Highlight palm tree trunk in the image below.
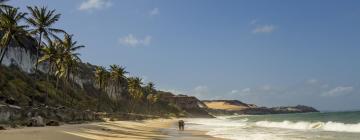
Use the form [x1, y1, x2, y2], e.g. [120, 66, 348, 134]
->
[149, 105, 152, 115]
[62, 79, 67, 102]
[0, 38, 11, 65]
[0, 46, 9, 64]
[130, 100, 137, 113]
[35, 32, 43, 73]
[47, 63, 51, 82]
[45, 62, 52, 101]
[56, 77, 59, 89]
[97, 81, 103, 112]
[72, 72, 76, 88]
[66, 68, 71, 99]
[0, 48, 4, 59]
[97, 92, 102, 112]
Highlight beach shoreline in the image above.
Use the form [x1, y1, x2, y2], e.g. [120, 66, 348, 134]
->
[0, 118, 224, 140]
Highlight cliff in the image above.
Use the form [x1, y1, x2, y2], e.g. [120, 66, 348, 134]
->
[270, 105, 319, 114]
[202, 100, 253, 111]
[158, 92, 213, 118]
[203, 100, 319, 115]
[2, 36, 40, 73]
[2, 41, 129, 102]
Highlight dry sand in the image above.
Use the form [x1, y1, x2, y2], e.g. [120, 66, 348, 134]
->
[0, 119, 224, 140]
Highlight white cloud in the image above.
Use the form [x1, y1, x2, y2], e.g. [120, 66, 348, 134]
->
[78, 0, 112, 11]
[118, 34, 152, 47]
[322, 86, 354, 97]
[229, 89, 239, 94]
[149, 8, 160, 16]
[252, 25, 275, 34]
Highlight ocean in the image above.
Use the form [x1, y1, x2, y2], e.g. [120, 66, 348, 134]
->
[186, 111, 360, 140]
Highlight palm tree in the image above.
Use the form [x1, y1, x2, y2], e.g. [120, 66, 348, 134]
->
[127, 77, 144, 113]
[37, 38, 62, 99]
[0, 7, 29, 64]
[0, 0, 11, 13]
[145, 82, 155, 95]
[26, 6, 64, 72]
[109, 64, 128, 98]
[43, 34, 83, 99]
[109, 64, 128, 111]
[56, 34, 84, 81]
[146, 93, 158, 114]
[94, 66, 109, 111]
[145, 82, 157, 114]
[95, 66, 107, 90]
[37, 38, 61, 79]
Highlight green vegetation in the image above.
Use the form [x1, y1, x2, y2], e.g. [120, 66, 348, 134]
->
[0, 65, 97, 109]
[26, 6, 64, 72]
[0, 1, 181, 117]
[0, 7, 29, 63]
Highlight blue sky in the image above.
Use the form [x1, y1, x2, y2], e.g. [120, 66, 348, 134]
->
[10, 0, 360, 111]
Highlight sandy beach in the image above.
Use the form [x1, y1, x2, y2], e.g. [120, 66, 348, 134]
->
[0, 119, 223, 140]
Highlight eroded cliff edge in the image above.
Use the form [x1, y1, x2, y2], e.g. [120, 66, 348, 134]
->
[202, 100, 319, 115]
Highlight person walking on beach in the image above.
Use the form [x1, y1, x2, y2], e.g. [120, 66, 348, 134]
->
[178, 120, 185, 131]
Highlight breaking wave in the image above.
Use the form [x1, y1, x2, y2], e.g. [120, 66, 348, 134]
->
[187, 112, 360, 140]
[255, 120, 360, 133]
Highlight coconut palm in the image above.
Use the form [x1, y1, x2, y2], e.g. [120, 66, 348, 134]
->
[55, 34, 84, 81]
[37, 37, 61, 80]
[26, 6, 64, 72]
[109, 64, 128, 110]
[37, 38, 62, 99]
[127, 77, 144, 113]
[144, 82, 157, 113]
[109, 64, 128, 97]
[45, 34, 83, 93]
[95, 66, 108, 91]
[0, 0, 11, 13]
[58, 52, 80, 81]
[146, 93, 158, 114]
[94, 66, 110, 111]
[0, 7, 29, 64]
[145, 82, 155, 95]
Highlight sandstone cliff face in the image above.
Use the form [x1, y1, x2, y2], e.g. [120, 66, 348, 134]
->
[270, 105, 319, 114]
[164, 95, 206, 109]
[202, 100, 253, 111]
[203, 100, 319, 115]
[2, 38, 42, 73]
[159, 92, 213, 118]
[2, 44, 128, 101]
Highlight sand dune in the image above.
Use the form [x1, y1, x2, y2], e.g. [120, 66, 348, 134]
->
[204, 101, 249, 111]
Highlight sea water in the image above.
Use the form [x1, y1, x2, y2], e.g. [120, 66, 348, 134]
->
[186, 111, 360, 140]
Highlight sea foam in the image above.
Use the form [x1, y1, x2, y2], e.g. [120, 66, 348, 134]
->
[255, 120, 360, 133]
[187, 116, 360, 140]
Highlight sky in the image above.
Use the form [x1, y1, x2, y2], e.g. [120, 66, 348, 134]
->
[9, 0, 360, 111]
